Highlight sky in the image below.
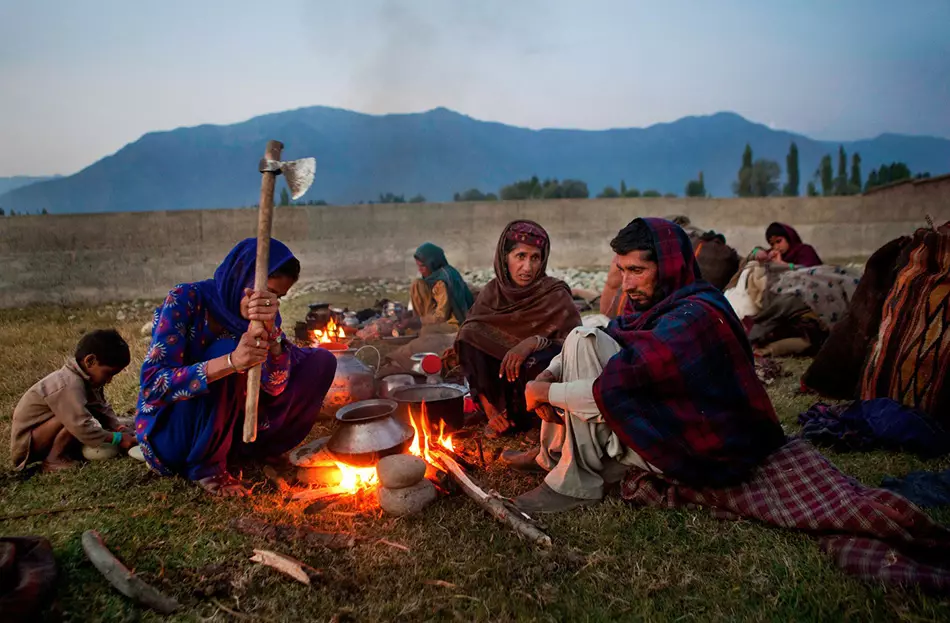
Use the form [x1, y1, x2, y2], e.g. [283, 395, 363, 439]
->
[1, 0, 948, 177]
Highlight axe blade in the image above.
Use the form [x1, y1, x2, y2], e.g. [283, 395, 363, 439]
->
[281, 157, 317, 200]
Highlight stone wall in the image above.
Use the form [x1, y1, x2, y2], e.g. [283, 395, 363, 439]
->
[1, 192, 947, 308]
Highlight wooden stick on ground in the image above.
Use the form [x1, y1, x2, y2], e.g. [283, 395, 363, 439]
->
[431, 449, 552, 548]
[81, 530, 180, 614]
[0, 503, 117, 521]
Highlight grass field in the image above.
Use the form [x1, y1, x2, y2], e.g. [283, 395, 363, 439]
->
[1, 295, 948, 622]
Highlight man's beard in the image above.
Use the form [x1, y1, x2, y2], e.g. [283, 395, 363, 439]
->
[626, 291, 656, 311]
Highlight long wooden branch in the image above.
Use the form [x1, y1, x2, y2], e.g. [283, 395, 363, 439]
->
[431, 449, 552, 548]
[81, 530, 180, 614]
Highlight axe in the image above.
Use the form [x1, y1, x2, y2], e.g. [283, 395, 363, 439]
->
[243, 140, 316, 443]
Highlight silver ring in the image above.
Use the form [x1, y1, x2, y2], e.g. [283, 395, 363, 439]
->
[255, 338, 261, 348]
[265, 300, 271, 307]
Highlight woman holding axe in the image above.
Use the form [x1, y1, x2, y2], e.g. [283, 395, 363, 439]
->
[133, 238, 337, 496]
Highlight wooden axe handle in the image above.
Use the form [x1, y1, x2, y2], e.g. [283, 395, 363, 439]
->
[244, 139, 284, 443]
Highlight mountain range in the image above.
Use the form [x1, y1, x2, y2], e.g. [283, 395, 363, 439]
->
[1, 107, 948, 214]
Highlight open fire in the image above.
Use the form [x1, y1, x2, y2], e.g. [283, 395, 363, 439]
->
[312, 317, 347, 344]
[333, 403, 452, 494]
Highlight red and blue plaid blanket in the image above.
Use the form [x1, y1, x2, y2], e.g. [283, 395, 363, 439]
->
[622, 439, 950, 590]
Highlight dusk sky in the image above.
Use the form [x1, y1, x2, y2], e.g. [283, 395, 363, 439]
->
[1, 0, 948, 177]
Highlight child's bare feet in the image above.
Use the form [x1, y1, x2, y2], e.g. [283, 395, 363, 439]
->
[197, 472, 249, 497]
[41, 458, 80, 473]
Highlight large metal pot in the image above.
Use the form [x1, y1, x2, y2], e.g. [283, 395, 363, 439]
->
[321, 344, 379, 415]
[326, 399, 414, 467]
[390, 384, 466, 433]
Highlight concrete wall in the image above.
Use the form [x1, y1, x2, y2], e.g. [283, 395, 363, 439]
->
[2, 191, 948, 308]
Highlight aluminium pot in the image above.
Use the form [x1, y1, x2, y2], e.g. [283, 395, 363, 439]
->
[390, 383, 466, 433]
[326, 399, 414, 467]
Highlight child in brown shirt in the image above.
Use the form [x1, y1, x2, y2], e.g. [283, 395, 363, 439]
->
[11, 329, 137, 472]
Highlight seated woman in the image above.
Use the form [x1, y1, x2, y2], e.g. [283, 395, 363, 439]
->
[749, 222, 823, 268]
[134, 238, 337, 497]
[405, 242, 474, 330]
[456, 220, 581, 437]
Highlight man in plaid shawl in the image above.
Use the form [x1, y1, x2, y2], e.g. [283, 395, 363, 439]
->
[511, 218, 785, 513]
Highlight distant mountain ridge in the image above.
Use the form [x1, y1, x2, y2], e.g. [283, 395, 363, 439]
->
[0, 175, 60, 196]
[1, 107, 947, 214]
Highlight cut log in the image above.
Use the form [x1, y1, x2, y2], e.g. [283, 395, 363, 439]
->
[229, 517, 355, 550]
[430, 450, 552, 548]
[81, 530, 180, 614]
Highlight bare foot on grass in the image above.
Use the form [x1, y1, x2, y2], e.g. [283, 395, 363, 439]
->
[41, 459, 80, 473]
[197, 473, 249, 497]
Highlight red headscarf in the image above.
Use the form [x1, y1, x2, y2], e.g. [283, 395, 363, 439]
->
[766, 222, 822, 267]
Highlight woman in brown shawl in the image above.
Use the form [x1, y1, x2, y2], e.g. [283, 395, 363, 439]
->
[457, 220, 581, 437]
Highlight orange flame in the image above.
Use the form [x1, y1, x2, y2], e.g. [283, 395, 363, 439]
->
[313, 317, 346, 344]
[333, 461, 378, 492]
[329, 402, 454, 496]
[408, 403, 453, 462]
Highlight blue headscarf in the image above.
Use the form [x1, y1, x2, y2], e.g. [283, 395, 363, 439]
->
[414, 242, 474, 323]
[195, 238, 296, 336]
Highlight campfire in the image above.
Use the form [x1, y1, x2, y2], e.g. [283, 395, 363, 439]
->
[331, 404, 453, 494]
[312, 317, 347, 345]
[292, 402, 552, 547]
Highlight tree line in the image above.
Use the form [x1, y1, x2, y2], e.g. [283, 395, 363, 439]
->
[734, 142, 930, 198]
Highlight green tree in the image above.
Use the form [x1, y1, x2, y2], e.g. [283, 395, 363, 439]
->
[624, 187, 641, 198]
[664, 192, 678, 198]
[642, 189, 662, 198]
[377, 192, 406, 203]
[806, 181, 819, 196]
[597, 186, 620, 198]
[849, 153, 862, 194]
[41, 208, 48, 215]
[500, 176, 543, 200]
[279, 187, 291, 206]
[454, 188, 496, 202]
[0, 207, 5, 216]
[560, 179, 589, 198]
[749, 159, 782, 197]
[408, 194, 426, 203]
[734, 144, 754, 196]
[819, 155, 834, 196]
[834, 145, 849, 195]
[685, 171, 706, 197]
[620, 180, 628, 196]
[783, 142, 800, 196]
[864, 162, 913, 190]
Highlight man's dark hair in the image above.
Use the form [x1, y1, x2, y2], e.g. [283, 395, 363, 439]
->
[76, 329, 131, 369]
[270, 257, 301, 281]
[610, 219, 657, 261]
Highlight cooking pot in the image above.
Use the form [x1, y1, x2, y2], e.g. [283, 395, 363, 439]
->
[390, 384, 466, 433]
[326, 399, 414, 467]
[378, 374, 416, 399]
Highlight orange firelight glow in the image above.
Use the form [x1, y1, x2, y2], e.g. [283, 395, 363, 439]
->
[331, 402, 454, 495]
[312, 318, 346, 344]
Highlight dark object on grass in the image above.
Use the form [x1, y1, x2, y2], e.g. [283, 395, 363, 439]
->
[881, 469, 950, 508]
[797, 398, 950, 458]
[0, 537, 58, 623]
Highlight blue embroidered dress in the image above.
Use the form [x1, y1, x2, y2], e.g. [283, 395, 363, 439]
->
[134, 238, 336, 481]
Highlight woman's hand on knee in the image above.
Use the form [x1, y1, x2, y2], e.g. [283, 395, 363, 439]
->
[232, 326, 270, 370]
[500, 338, 537, 382]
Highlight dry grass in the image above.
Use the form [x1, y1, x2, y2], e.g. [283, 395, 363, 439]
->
[1, 296, 949, 622]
